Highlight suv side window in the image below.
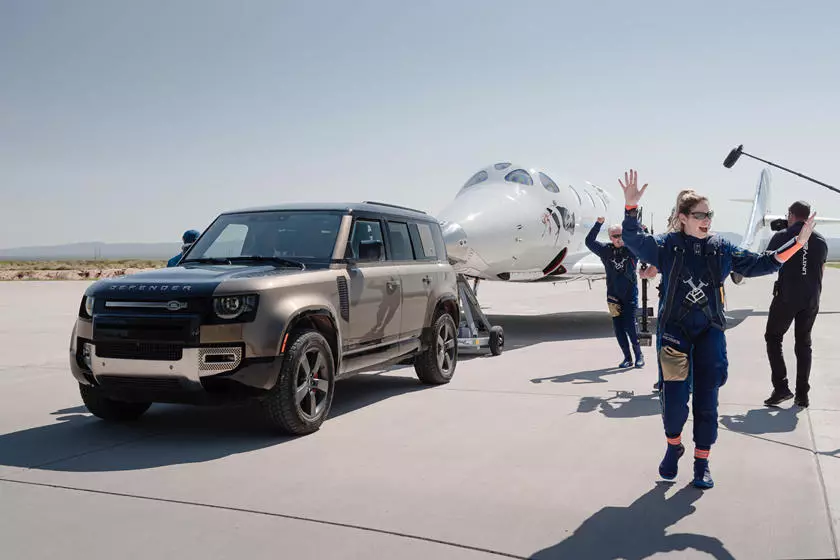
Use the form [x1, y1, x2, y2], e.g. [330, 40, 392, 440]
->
[387, 221, 414, 261]
[348, 218, 385, 261]
[408, 221, 445, 261]
[429, 222, 447, 260]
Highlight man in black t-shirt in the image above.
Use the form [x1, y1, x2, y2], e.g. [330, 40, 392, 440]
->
[763, 201, 827, 408]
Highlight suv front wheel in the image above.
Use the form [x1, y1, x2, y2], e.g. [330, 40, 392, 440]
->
[414, 311, 458, 385]
[262, 329, 336, 435]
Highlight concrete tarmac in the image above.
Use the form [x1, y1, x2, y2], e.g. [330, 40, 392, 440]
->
[0, 273, 838, 559]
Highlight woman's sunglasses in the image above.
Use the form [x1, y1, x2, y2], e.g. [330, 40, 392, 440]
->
[689, 211, 714, 220]
[610, 233, 622, 239]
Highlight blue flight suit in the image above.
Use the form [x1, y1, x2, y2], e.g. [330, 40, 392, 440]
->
[166, 253, 183, 267]
[585, 221, 642, 365]
[621, 208, 784, 453]
[167, 229, 201, 267]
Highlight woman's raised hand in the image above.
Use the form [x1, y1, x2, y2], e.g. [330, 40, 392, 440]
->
[797, 211, 817, 246]
[619, 169, 648, 206]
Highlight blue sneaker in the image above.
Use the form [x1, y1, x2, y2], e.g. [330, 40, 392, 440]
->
[635, 356, 645, 368]
[619, 357, 633, 368]
[693, 458, 714, 489]
[659, 443, 685, 480]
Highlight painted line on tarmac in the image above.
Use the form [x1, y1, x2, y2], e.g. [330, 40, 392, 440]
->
[0, 477, 529, 559]
[806, 409, 840, 558]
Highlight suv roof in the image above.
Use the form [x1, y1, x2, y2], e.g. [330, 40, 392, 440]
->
[220, 201, 438, 223]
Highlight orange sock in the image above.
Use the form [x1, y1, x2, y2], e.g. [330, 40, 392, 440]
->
[667, 435, 681, 446]
[695, 448, 710, 460]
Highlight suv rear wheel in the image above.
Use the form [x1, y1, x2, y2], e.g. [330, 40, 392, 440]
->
[414, 311, 458, 385]
[262, 329, 335, 435]
[79, 384, 151, 421]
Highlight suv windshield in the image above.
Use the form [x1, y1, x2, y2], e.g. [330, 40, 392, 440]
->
[183, 210, 343, 266]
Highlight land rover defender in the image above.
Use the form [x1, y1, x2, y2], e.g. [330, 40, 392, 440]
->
[69, 202, 460, 435]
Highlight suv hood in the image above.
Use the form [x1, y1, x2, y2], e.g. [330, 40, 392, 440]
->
[85, 263, 309, 298]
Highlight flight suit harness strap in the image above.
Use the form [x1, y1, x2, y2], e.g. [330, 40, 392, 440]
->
[661, 234, 726, 332]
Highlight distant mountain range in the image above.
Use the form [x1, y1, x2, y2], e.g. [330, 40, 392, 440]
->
[0, 242, 180, 261]
[0, 233, 746, 261]
[2, 230, 837, 262]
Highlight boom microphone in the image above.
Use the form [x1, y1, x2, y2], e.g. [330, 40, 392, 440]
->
[723, 144, 840, 195]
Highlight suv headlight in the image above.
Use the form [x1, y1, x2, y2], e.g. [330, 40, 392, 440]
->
[213, 295, 257, 320]
[79, 295, 94, 318]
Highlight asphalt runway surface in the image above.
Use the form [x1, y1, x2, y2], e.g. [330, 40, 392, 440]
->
[1, 273, 838, 559]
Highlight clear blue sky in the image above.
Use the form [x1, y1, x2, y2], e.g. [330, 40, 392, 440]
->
[2, 0, 839, 249]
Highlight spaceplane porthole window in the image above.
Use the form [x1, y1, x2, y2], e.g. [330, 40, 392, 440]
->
[494, 162, 511, 170]
[504, 169, 533, 186]
[538, 172, 560, 193]
[462, 170, 487, 189]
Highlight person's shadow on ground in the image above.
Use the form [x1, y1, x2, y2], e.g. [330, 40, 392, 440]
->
[576, 391, 661, 419]
[529, 482, 735, 559]
[531, 367, 628, 385]
[719, 406, 800, 435]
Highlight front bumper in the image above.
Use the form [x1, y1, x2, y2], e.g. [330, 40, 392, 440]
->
[70, 333, 281, 404]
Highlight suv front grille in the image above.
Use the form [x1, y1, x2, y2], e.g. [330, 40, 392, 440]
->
[92, 315, 199, 344]
[96, 342, 183, 361]
[96, 375, 185, 392]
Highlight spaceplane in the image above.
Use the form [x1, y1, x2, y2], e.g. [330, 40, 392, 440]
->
[437, 162, 837, 285]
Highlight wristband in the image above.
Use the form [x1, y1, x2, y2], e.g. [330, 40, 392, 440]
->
[776, 239, 803, 263]
[625, 204, 638, 210]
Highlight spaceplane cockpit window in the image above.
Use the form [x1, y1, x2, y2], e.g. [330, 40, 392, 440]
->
[538, 172, 560, 193]
[462, 170, 488, 190]
[504, 169, 533, 186]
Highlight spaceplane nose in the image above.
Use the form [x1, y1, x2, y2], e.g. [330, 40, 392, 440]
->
[441, 221, 468, 262]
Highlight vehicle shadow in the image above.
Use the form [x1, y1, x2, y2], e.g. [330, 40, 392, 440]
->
[483, 311, 654, 351]
[0, 373, 428, 473]
[719, 406, 801, 435]
[529, 482, 735, 559]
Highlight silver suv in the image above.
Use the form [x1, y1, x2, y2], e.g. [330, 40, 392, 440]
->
[68, 202, 460, 435]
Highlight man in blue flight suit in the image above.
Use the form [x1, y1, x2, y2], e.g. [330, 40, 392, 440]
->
[167, 229, 200, 267]
[586, 216, 644, 369]
[618, 169, 814, 489]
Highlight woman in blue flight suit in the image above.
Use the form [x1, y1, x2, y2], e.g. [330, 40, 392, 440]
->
[618, 169, 815, 489]
[585, 216, 645, 369]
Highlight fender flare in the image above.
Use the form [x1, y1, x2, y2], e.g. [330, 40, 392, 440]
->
[425, 294, 460, 331]
[278, 306, 342, 371]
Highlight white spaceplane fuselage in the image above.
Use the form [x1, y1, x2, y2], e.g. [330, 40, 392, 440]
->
[437, 162, 625, 283]
[437, 163, 838, 285]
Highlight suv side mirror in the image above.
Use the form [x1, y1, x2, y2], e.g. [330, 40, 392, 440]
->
[358, 239, 384, 262]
